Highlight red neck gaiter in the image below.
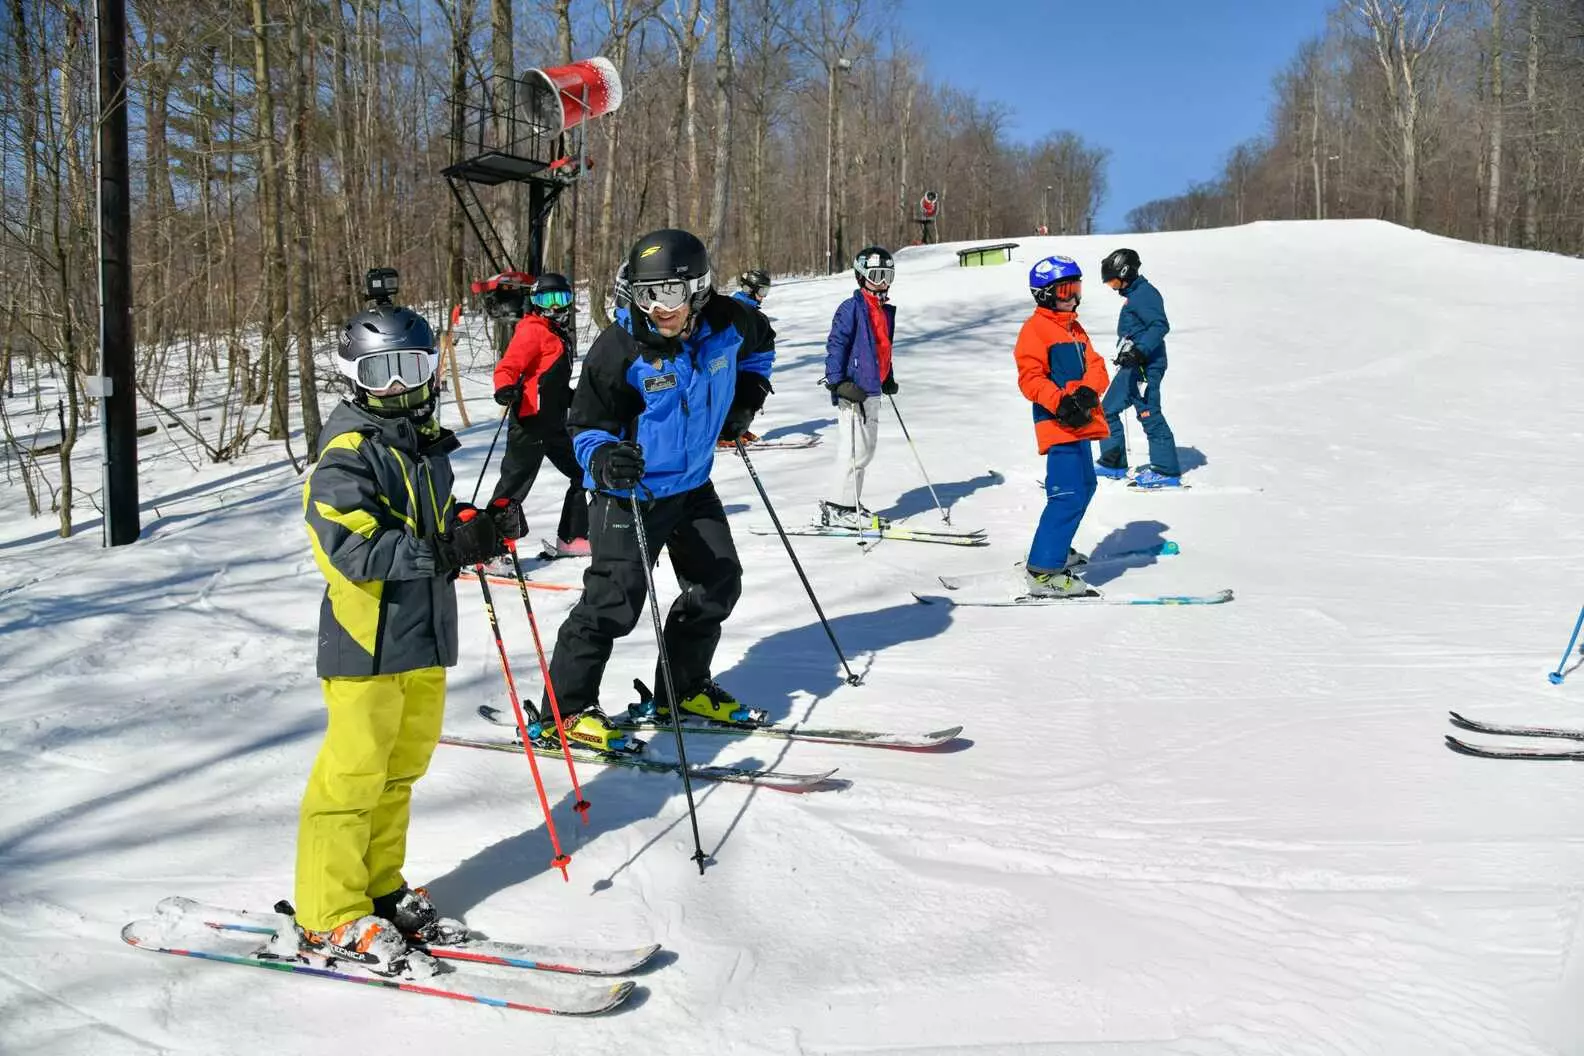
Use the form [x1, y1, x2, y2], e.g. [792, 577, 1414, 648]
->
[862, 290, 892, 381]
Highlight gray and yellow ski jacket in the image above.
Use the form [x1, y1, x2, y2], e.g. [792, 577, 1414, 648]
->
[303, 401, 460, 678]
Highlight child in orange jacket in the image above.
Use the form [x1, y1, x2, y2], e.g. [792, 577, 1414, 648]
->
[1014, 255, 1110, 597]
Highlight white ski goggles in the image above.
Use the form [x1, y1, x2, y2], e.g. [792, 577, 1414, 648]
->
[630, 272, 711, 313]
[354, 349, 436, 390]
[858, 265, 895, 287]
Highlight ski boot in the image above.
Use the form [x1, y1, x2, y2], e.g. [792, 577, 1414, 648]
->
[629, 678, 766, 726]
[1094, 460, 1129, 481]
[551, 536, 591, 558]
[1064, 546, 1090, 572]
[1131, 467, 1182, 489]
[372, 885, 467, 946]
[532, 706, 643, 756]
[298, 914, 439, 978]
[717, 430, 759, 449]
[819, 500, 889, 530]
[1024, 568, 1095, 598]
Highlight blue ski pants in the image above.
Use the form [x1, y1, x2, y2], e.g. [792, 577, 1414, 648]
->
[1097, 360, 1180, 476]
[1029, 440, 1097, 575]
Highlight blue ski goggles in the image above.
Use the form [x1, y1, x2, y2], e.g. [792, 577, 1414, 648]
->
[531, 289, 574, 310]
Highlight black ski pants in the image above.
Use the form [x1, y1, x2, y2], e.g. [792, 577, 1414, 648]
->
[490, 416, 590, 543]
[545, 482, 742, 716]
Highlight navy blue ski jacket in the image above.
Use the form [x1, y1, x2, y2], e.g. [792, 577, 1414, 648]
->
[823, 289, 896, 399]
[1116, 276, 1171, 362]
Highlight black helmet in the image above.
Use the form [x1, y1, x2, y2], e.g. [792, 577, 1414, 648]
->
[739, 268, 771, 295]
[626, 228, 713, 316]
[1100, 248, 1141, 286]
[613, 260, 632, 311]
[853, 246, 895, 290]
[335, 305, 438, 419]
[530, 271, 575, 329]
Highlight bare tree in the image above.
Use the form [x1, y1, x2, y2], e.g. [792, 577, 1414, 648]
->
[1350, 0, 1450, 227]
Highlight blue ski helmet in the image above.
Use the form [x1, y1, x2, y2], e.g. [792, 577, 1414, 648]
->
[1029, 255, 1083, 308]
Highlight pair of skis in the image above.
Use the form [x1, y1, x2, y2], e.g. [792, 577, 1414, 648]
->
[122, 896, 657, 1016]
[915, 541, 1234, 607]
[1445, 712, 1584, 760]
[448, 696, 966, 793]
[717, 434, 821, 451]
[749, 521, 988, 547]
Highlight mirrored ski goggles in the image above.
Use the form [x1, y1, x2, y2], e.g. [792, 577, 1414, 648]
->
[354, 349, 435, 390]
[630, 272, 711, 313]
[859, 265, 895, 287]
[531, 289, 574, 310]
[1048, 279, 1082, 302]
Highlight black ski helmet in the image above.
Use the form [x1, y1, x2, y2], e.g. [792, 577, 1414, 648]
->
[739, 268, 771, 292]
[335, 305, 438, 419]
[852, 246, 895, 290]
[613, 260, 632, 311]
[530, 271, 575, 330]
[1100, 248, 1141, 286]
[626, 228, 713, 315]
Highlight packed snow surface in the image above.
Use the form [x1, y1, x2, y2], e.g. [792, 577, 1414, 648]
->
[5, 220, 1584, 1054]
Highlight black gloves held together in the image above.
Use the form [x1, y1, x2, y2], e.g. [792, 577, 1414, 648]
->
[431, 504, 506, 573]
[590, 441, 646, 491]
[1054, 385, 1100, 430]
[881, 375, 899, 396]
[721, 372, 773, 442]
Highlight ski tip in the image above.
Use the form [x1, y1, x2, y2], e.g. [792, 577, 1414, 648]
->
[926, 726, 966, 741]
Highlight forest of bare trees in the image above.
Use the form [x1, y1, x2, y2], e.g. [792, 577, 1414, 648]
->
[0, 0, 1109, 536]
[1126, 0, 1584, 256]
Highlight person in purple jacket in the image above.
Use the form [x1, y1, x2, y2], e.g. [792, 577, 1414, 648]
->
[820, 246, 898, 529]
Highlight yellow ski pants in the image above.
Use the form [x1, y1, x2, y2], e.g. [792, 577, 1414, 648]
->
[293, 667, 447, 933]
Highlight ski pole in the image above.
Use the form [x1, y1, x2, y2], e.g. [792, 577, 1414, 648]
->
[734, 438, 862, 686]
[503, 537, 590, 824]
[469, 406, 511, 506]
[887, 394, 949, 525]
[463, 514, 571, 881]
[626, 483, 709, 875]
[1549, 604, 1584, 684]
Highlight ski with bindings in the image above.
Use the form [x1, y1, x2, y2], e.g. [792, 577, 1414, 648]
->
[536, 538, 591, 561]
[122, 909, 636, 1016]
[477, 702, 962, 752]
[914, 587, 1234, 608]
[439, 733, 841, 792]
[154, 897, 660, 976]
[751, 524, 988, 547]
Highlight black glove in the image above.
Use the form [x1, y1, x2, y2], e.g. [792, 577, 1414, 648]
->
[721, 372, 773, 442]
[1113, 341, 1146, 369]
[832, 380, 868, 405]
[881, 374, 899, 396]
[590, 441, 645, 491]
[431, 505, 506, 573]
[1054, 386, 1100, 430]
[493, 379, 523, 407]
[486, 496, 528, 540]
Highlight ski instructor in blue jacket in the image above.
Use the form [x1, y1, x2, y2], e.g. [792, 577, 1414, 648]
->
[535, 229, 777, 754]
[1094, 248, 1182, 488]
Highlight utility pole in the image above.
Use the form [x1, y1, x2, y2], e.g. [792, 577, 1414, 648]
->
[96, 0, 139, 545]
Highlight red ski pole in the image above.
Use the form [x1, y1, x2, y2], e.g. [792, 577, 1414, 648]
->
[462, 513, 571, 881]
[502, 537, 590, 823]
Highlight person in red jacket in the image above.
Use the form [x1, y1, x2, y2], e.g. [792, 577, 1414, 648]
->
[490, 273, 589, 556]
[1013, 255, 1110, 597]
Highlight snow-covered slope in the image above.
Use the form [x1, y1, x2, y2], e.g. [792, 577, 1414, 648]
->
[6, 220, 1584, 1054]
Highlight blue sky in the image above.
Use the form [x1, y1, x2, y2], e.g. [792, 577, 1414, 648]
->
[895, 0, 1337, 231]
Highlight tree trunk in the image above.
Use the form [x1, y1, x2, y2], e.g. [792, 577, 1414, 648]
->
[707, 0, 733, 258]
[1522, 0, 1539, 247]
[287, 0, 322, 457]
[1483, 0, 1504, 244]
[252, 0, 292, 444]
[491, 0, 517, 265]
[446, 0, 477, 306]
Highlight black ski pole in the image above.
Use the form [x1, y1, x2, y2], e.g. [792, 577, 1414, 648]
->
[626, 481, 709, 875]
[734, 438, 862, 686]
[887, 394, 949, 525]
[470, 406, 512, 506]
